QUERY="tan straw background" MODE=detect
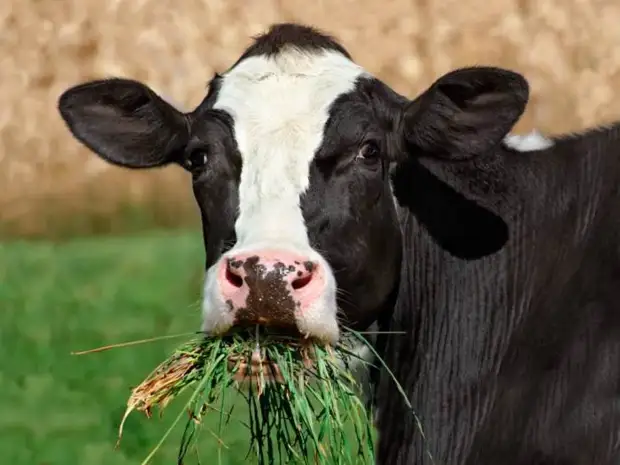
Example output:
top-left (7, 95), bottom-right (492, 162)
top-left (2, 0), bottom-right (620, 239)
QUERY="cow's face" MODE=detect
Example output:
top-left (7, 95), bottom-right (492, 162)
top-left (58, 24), bottom-right (528, 345)
top-left (189, 44), bottom-right (409, 345)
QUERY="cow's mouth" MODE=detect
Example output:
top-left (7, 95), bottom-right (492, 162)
top-left (222, 324), bottom-right (316, 386)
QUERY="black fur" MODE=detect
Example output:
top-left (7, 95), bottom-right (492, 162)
top-left (233, 23), bottom-right (352, 65)
top-left (377, 125), bottom-right (620, 464)
top-left (391, 156), bottom-right (509, 260)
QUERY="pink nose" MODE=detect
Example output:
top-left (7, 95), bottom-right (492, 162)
top-left (217, 250), bottom-right (323, 329)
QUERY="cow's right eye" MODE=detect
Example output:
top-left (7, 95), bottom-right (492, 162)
top-left (185, 149), bottom-right (209, 171)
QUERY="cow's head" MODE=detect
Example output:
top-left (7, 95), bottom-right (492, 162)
top-left (58, 24), bottom-right (528, 346)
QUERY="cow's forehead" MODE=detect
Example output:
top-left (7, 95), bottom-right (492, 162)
top-left (213, 47), bottom-right (369, 155)
top-left (211, 48), bottom-right (370, 250)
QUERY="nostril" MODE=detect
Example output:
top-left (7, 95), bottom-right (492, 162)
top-left (225, 267), bottom-right (244, 288)
top-left (291, 273), bottom-right (313, 290)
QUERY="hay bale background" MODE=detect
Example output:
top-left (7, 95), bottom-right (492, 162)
top-left (3, 0), bottom-right (620, 239)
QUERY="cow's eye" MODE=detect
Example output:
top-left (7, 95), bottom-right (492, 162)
top-left (185, 149), bottom-right (209, 171)
top-left (356, 141), bottom-right (381, 165)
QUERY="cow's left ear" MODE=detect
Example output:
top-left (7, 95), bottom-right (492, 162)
top-left (402, 66), bottom-right (529, 160)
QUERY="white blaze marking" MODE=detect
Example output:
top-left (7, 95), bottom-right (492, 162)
top-left (503, 129), bottom-right (554, 152)
top-left (213, 48), bottom-right (368, 250)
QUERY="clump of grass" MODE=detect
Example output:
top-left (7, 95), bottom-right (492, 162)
top-left (117, 327), bottom-right (377, 465)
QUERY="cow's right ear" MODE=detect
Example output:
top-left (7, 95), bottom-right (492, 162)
top-left (58, 78), bottom-right (189, 169)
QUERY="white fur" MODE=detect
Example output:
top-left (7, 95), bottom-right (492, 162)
top-left (503, 129), bottom-right (554, 152)
top-left (201, 48), bottom-right (369, 343)
top-left (346, 338), bottom-right (377, 403)
top-left (324, 321), bottom-right (377, 403)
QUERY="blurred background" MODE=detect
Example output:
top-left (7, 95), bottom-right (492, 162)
top-left (3, 0), bottom-right (620, 240)
top-left (2, 1), bottom-right (620, 464)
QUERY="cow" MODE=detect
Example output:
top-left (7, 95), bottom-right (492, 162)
top-left (57, 22), bottom-right (619, 465)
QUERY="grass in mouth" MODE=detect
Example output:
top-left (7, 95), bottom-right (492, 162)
top-left (115, 327), bottom-right (379, 465)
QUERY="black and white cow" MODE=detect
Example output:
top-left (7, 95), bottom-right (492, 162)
top-left (58, 23), bottom-right (620, 465)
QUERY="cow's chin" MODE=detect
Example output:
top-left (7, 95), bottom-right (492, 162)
top-left (201, 303), bottom-right (342, 386)
top-left (200, 306), bottom-right (341, 344)
top-left (216, 324), bottom-right (323, 386)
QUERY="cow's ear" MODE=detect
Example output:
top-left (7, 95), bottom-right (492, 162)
top-left (391, 158), bottom-right (509, 260)
top-left (402, 66), bottom-right (529, 160)
top-left (58, 78), bottom-right (189, 169)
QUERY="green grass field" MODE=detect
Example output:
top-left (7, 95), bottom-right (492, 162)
top-left (1, 230), bottom-right (373, 465)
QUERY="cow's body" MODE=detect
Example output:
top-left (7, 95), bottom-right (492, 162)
top-left (57, 22), bottom-right (620, 465)
top-left (377, 127), bottom-right (620, 465)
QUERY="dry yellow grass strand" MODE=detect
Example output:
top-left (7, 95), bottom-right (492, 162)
top-left (117, 348), bottom-right (198, 447)
top-left (3, 0), bottom-right (620, 238)
top-left (128, 354), bottom-right (196, 417)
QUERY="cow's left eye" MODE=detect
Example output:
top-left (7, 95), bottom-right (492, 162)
top-left (185, 149), bottom-right (209, 171)
top-left (356, 142), bottom-right (381, 165)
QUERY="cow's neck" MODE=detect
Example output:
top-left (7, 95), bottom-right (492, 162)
top-left (375, 121), bottom-right (620, 464)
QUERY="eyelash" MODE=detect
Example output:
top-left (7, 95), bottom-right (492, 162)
top-left (355, 141), bottom-right (381, 165)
